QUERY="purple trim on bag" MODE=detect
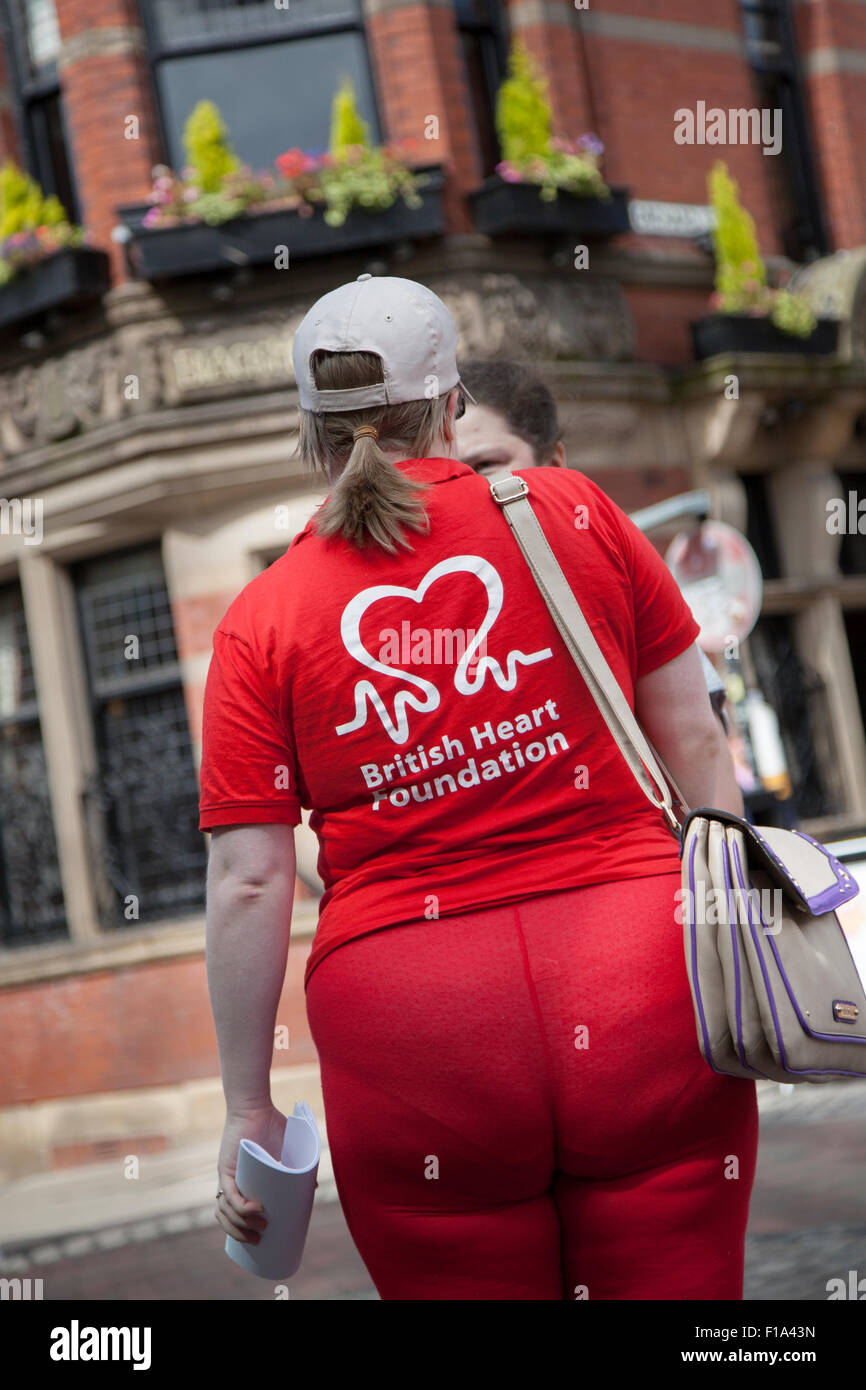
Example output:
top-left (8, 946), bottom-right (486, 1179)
top-left (746, 825), bottom-right (859, 914)
top-left (722, 840), bottom-right (749, 1069)
top-left (791, 829), bottom-right (860, 914)
top-left (732, 842), bottom-right (866, 1077)
top-left (686, 833), bottom-right (755, 1080)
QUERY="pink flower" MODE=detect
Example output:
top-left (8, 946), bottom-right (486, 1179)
top-left (182, 187), bottom-right (200, 202)
top-left (142, 207), bottom-right (161, 228)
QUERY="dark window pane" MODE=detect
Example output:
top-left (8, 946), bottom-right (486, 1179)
top-left (27, 90), bottom-right (78, 220)
top-left (740, 472), bottom-right (782, 581)
top-left (0, 583), bottom-right (67, 948)
top-left (156, 32), bottom-right (379, 171)
top-left (75, 547), bottom-right (181, 693)
top-left (0, 585), bottom-right (37, 716)
top-left (92, 687), bottom-right (207, 923)
top-left (460, 30), bottom-right (499, 177)
top-left (844, 611), bottom-right (866, 752)
top-left (150, 0), bottom-right (360, 50)
top-left (74, 547), bottom-right (207, 929)
top-left (837, 472), bottom-right (866, 576)
top-left (455, 0), bottom-right (497, 21)
top-left (0, 721), bottom-right (67, 946)
top-left (747, 613), bottom-right (835, 819)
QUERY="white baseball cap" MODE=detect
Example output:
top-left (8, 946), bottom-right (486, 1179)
top-left (292, 273), bottom-right (477, 412)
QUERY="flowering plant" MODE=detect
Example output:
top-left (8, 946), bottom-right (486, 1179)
top-left (0, 160), bottom-right (88, 286)
top-left (708, 161), bottom-right (816, 337)
top-left (494, 41), bottom-right (611, 201)
top-left (139, 87), bottom-right (429, 232)
top-left (314, 139), bottom-right (427, 227)
top-left (0, 222), bottom-right (87, 286)
top-left (142, 163), bottom-right (285, 228)
top-left (496, 133), bottom-right (609, 202)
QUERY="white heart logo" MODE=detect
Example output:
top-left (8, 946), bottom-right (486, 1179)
top-left (336, 554), bottom-right (553, 744)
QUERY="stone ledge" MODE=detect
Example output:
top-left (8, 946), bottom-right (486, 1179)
top-left (0, 898), bottom-right (318, 989)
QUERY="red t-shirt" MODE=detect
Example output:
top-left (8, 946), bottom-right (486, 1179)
top-left (198, 458), bottom-right (700, 989)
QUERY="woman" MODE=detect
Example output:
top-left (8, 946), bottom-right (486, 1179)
top-left (201, 274), bottom-right (757, 1301)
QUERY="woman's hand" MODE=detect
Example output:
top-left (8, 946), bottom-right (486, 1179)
top-left (215, 1101), bottom-right (288, 1244)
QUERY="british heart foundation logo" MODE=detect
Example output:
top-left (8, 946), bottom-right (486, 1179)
top-left (335, 554), bottom-right (554, 745)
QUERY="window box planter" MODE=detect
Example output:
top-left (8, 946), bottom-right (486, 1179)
top-left (468, 176), bottom-right (630, 240)
top-left (690, 314), bottom-right (839, 359)
top-left (118, 166), bottom-right (446, 281)
top-left (0, 247), bottom-right (111, 328)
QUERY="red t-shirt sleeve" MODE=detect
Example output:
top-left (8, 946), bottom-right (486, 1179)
top-left (580, 474), bottom-right (701, 678)
top-left (198, 626), bottom-right (302, 831)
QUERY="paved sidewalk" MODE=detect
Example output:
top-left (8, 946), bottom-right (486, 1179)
top-left (2, 1081), bottom-right (864, 1300)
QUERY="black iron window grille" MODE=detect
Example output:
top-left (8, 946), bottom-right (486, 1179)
top-left (139, 0), bottom-right (379, 176)
top-left (737, 0), bottom-right (829, 260)
top-left (0, 582), bottom-right (67, 949)
top-left (73, 545), bottom-right (207, 930)
top-left (0, 0), bottom-right (79, 220)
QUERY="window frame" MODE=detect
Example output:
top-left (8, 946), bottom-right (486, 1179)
top-left (138, 0), bottom-right (382, 173)
top-left (737, 0), bottom-right (829, 260)
top-left (0, 0), bottom-right (79, 220)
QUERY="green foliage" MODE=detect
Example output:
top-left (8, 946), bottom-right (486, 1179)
top-left (0, 160), bottom-right (68, 239)
top-left (183, 100), bottom-right (240, 194)
top-left (492, 40), bottom-right (609, 201)
top-left (708, 161), bottom-right (767, 304)
top-left (0, 159), bottom-right (81, 285)
top-left (329, 78), bottom-right (370, 160)
top-left (317, 146), bottom-right (426, 227)
top-left (707, 160), bottom-right (817, 337)
top-left (770, 289), bottom-right (817, 337)
top-left (495, 41), bottom-right (551, 165)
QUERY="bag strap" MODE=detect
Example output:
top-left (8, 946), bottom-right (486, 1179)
top-left (488, 470), bottom-right (690, 837)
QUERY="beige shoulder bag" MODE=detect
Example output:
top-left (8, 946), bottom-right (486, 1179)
top-left (489, 470), bottom-right (865, 1084)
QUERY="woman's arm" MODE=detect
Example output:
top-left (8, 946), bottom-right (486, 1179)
top-left (206, 822), bottom-right (297, 1245)
top-left (634, 642), bottom-right (744, 818)
top-left (206, 822), bottom-right (297, 1111)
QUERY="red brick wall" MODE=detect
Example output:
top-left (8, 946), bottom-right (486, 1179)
top-left (365, 2), bottom-right (481, 231)
top-left (794, 0), bottom-right (866, 250)
top-left (624, 282), bottom-right (716, 365)
top-left (1, 940), bottom-right (315, 1112)
top-left (54, 0), bottom-right (162, 280)
top-left (505, 0), bottom-right (595, 138)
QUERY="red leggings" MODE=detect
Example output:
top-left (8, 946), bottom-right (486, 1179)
top-left (305, 871), bottom-right (759, 1300)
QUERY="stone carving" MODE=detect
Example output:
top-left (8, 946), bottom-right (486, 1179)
top-left (0, 337), bottom-right (164, 457)
top-left (433, 272), bottom-right (634, 361)
top-left (0, 274), bottom-right (634, 462)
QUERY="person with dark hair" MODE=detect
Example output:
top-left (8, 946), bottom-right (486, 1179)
top-left (201, 275), bottom-right (756, 1302)
top-left (455, 359), bottom-right (566, 473)
top-left (456, 358), bottom-right (731, 732)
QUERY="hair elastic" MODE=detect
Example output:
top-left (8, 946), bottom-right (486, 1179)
top-left (352, 425), bottom-right (379, 441)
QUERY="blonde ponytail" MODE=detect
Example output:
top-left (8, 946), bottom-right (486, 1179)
top-left (296, 349), bottom-right (453, 554)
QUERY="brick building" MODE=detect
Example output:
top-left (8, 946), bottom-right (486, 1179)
top-left (1, 0), bottom-right (866, 1180)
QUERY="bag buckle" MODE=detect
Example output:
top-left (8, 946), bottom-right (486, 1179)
top-left (489, 475), bottom-right (529, 506)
